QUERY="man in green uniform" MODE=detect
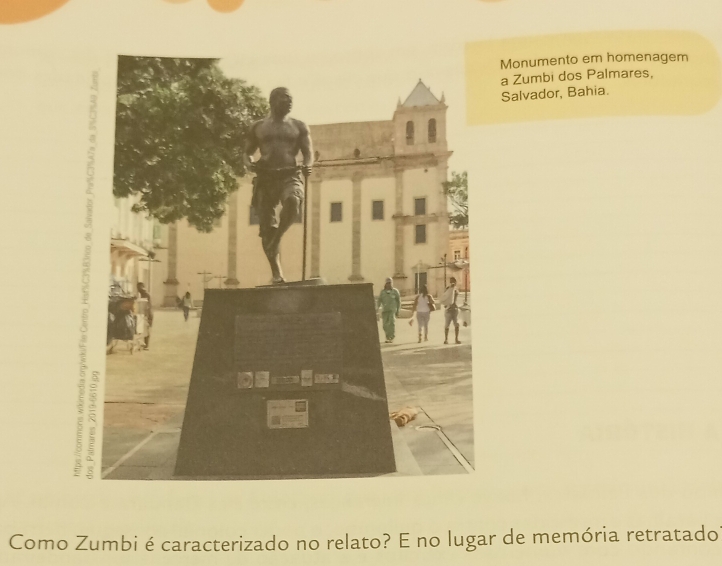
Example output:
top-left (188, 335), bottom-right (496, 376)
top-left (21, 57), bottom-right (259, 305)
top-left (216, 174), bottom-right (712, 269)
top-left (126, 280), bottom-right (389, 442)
top-left (377, 277), bottom-right (401, 343)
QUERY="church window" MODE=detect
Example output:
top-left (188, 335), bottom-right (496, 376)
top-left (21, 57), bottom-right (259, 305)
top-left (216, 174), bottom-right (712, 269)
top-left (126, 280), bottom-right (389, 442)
top-left (330, 202), bottom-right (343, 222)
top-left (414, 197), bottom-right (426, 216)
top-left (428, 118), bottom-right (437, 143)
top-left (406, 121), bottom-right (414, 145)
top-left (354, 148), bottom-right (361, 158)
top-left (372, 200), bottom-right (384, 220)
top-left (415, 224), bottom-right (427, 244)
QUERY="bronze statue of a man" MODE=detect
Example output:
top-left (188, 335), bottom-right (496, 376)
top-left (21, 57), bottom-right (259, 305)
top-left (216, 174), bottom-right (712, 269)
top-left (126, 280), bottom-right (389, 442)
top-left (244, 87), bottom-right (313, 284)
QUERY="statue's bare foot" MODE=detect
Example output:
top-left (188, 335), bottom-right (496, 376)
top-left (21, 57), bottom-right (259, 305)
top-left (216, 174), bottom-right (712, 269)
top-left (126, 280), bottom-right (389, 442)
top-left (269, 253), bottom-right (285, 284)
top-left (272, 263), bottom-right (285, 283)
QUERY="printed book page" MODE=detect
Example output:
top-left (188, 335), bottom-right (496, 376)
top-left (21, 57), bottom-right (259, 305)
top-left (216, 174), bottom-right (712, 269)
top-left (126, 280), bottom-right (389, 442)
top-left (0, 1), bottom-right (721, 564)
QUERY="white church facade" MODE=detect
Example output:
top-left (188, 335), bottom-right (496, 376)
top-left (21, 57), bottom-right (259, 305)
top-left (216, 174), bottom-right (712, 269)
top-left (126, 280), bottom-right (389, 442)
top-left (151, 80), bottom-right (453, 306)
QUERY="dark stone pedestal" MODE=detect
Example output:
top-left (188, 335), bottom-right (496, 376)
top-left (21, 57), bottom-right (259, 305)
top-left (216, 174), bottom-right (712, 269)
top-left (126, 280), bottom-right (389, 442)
top-left (173, 283), bottom-right (396, 479)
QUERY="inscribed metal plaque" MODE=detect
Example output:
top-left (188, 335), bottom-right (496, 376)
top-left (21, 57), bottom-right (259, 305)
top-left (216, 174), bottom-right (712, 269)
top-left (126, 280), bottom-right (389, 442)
top-left (267, 399), bottom-right (309, 429)
top-left (235, 313), bottom-right (343, 377)
top-left (254, 371), bottom-right (270, 388)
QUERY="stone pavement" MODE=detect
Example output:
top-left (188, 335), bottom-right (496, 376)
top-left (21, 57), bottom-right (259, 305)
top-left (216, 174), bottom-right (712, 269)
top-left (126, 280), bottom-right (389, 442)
top-left (379, 309), bottom-right (474, 474)
top-left (101, 306), bottom-right (473, 480)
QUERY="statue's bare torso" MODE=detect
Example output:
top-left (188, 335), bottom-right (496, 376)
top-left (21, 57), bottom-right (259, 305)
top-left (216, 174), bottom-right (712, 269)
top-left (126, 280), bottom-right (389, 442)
top-left (251, 117), bottom-right (309, 170)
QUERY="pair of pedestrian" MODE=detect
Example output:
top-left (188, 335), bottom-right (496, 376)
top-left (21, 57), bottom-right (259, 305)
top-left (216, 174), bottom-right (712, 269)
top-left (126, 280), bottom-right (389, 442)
top-left (409, 277), bottom-right (460, 344)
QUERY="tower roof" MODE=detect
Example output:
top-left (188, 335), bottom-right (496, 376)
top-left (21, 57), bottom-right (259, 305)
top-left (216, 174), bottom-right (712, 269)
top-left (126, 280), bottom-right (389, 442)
top-left (402, 79), bottom-right (441, 107)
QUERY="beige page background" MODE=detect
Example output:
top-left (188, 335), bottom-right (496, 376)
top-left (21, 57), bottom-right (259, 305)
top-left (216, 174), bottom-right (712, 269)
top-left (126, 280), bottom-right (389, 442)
top-left (1, 0), bottom-right (722, 564)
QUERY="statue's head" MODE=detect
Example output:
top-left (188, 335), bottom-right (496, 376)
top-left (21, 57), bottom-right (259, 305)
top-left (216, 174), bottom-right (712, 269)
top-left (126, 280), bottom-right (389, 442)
top-left (269, 87), bottom-right (292, 117)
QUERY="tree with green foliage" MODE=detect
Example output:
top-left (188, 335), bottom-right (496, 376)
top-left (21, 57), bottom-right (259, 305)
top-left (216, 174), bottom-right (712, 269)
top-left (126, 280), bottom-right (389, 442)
top-left (443, 171), bottom-right (469, 229)
top-left (113, 57), bottom-right (268, 232)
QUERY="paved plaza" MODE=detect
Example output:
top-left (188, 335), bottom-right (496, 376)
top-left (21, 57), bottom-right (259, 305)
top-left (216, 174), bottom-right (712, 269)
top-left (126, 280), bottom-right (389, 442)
top-left (101, 305), bottom-right (473, 480)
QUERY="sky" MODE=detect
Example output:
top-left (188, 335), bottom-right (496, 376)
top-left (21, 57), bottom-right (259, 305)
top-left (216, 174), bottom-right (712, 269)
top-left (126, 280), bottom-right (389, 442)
top-left (218, 21), bottom-right (470, 174)
top-left (5, 0), bottom-right (720, 181)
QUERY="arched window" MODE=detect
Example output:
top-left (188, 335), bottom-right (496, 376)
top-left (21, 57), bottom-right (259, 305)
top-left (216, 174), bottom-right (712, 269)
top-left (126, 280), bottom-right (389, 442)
top-left (428, 118), bottom-right (437, 143)
top-left (406, 121), bottom-right (414, 145)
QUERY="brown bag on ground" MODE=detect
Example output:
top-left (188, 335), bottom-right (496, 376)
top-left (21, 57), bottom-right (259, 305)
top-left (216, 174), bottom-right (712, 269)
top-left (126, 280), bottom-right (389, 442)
top-left (389, 407), bottom-right (419, 427)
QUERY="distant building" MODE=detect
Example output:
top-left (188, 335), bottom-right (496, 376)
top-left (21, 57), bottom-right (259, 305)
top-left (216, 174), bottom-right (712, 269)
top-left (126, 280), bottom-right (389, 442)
top-left (448, 228), bottom-right (470, 292)
top-left (109, 195), bottom-right (158, 295)
top-left (154, 80), bottom-right (454, 306)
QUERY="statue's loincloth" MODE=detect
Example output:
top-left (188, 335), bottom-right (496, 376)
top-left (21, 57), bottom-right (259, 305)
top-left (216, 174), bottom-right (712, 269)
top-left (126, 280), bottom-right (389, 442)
top-left (252, 168), bottom-right (304, 237)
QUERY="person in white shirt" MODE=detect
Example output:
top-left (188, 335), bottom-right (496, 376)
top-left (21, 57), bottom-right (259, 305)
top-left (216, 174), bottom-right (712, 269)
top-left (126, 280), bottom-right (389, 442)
top-left (182, 291), bottom-right (193, 322)
top-left (409, 284), bottom-right (435, 343)
top-left (440, 277), bottom-right (461, 345)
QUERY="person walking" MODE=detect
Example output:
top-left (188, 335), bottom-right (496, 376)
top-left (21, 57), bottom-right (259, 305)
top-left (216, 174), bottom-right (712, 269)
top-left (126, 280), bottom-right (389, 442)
top-left (441, 276), bottom-right (461, 344)
top-left (409, 284), bottom-right (435, 343)
top-left (136, 282), bottom-right (153, 350)
top-left (182, 291), bottom-right (193, 322)
top-left (377, 277), bottom-right (401, 343)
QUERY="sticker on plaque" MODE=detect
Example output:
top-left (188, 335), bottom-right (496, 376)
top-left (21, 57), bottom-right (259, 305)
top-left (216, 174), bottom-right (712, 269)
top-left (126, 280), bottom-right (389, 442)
top-left (255, 371), bottom-right (270, 388)
top-left (301, 370), bottom-right (313, 387)
top-left (237, 372), bottom-right (253, 389)
top-left (271, 375), bottom-right (300, 386)
top-left (267, 399), bottom-right (309, 429)
top-left (314, 373), bottom-right (339, 384)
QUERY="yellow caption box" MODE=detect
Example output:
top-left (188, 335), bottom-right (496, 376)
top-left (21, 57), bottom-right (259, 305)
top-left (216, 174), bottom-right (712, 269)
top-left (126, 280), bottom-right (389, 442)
top-left (466, 30), bottom-right (722, 125)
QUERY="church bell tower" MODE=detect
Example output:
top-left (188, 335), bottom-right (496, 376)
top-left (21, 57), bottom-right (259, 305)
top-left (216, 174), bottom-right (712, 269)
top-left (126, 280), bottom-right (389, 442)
top-left (393, 79), bottom-right (448, 157)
